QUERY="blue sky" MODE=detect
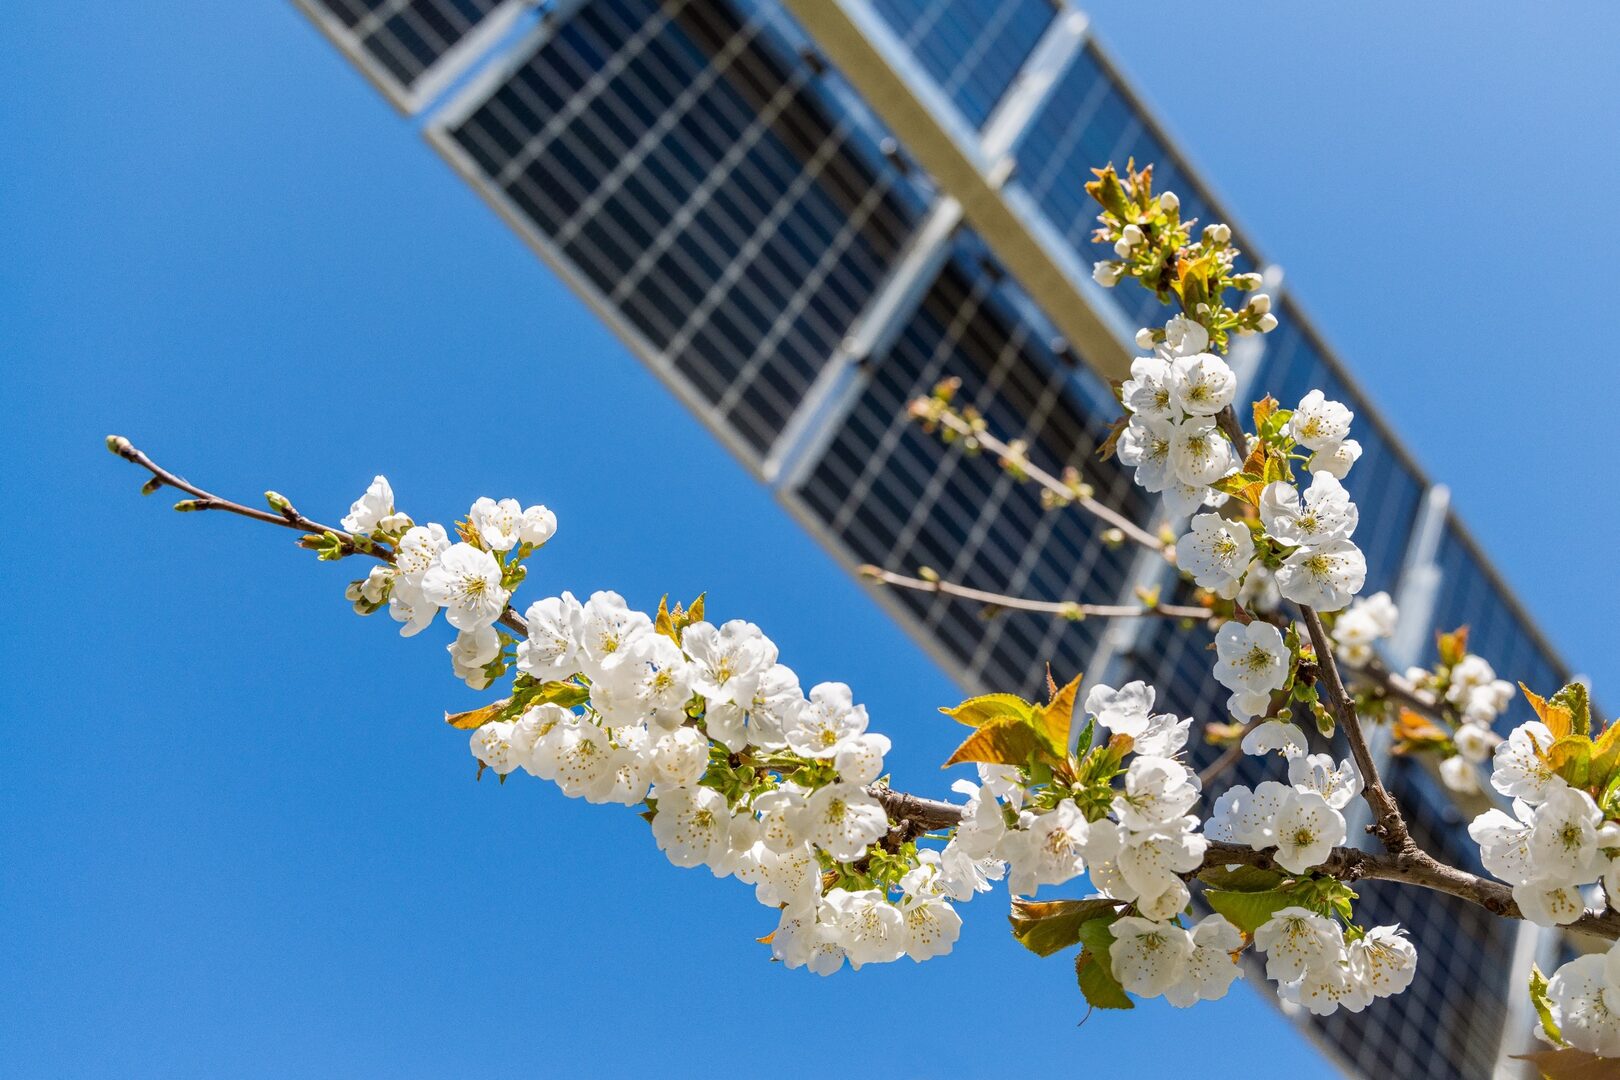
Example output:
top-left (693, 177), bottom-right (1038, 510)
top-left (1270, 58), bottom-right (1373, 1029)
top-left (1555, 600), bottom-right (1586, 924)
top-left (3, 3), bottom-right (1616, 1078)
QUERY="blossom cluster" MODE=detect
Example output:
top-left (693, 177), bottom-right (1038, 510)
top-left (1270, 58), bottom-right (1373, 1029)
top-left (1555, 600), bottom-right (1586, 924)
top-left (1469, 710), bottom-right (1620, 927)
top-left (1252, 909), bottom-right (1416, 1016)
top-left (1541, 936), bottom-right (1620, 1056)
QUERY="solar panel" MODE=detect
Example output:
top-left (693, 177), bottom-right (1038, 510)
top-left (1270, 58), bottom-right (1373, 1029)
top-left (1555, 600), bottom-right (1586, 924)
top-left (295, 0), bottom-right (526, 111)
top-left (429, 0), bottom-right (926, 466)
top-left (788, 236), bottom-right (1149, 700)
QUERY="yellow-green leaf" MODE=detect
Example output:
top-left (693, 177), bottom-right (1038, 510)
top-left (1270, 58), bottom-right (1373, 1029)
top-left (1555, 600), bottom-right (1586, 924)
top-left (1204, 888), bottom-right (1297, 934)
top-left (1009, 898), bottom-right (1121, 957)
top-left (1547, 735), bottom-right (1593, 789)
top-left (686, 593), bottom-right (705, 626)
top-left (1529, 964), bottom-right (1565, 1049)
top-left (1590, 722), bottom-right (1620, 790)
top-left (943, 714), bottom-right (1042, 768)
top-left (1252, 395), bottom-right (1278, 437)
top-left (1437, 626), bottom-right (1469, 667)
top-left (1552, 681), bottom-right (1593, 740)
top-left (1197, 865), bottom-right (1287, 892)
top-left (655, 594), bottom-right (679, 642)
top-left (1523, 683), bottom-right (1576, 741)
top-left (1038, 673), bottom-right (1083, 753)
top-left (445, 699), bottom-right (508, 730)
top-left (1511, 1048), bottom-right (1614, 1079)
top-left (1074, 917), bottom-right (1132, 1010)
top-left (939, 693), bottom-right (1035, 728)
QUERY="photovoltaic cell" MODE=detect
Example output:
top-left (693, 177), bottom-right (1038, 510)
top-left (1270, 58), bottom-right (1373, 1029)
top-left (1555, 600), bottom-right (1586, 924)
top-left (1429, 520), bottom-right (1568, 733)
top-left (301, 0), bottom-right (513, 100)
top-left (867, 0), bottom-right (1057, 129)
top-left (436, 0), bottom-right (925, 461)
top-left (791, 239), bottom-right (1148, 700)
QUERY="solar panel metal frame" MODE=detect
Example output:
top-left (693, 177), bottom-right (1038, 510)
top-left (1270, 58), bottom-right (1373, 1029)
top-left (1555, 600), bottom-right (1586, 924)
top-left (293, 0), bottom-right (533, 114)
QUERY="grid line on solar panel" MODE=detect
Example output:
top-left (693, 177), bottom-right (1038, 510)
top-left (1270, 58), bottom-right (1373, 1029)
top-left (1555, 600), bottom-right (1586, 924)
top-left (308, 0), bottom-right (506, 91)
top-left (868, 0), bottom-right (1056, 129)
top-left (440, 0), bottom-right (921, 458)
top-left (793, 248), bottom-right (1146, 700)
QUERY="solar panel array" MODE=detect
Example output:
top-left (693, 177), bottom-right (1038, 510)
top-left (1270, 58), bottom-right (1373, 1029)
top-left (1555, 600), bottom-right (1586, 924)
top-left (298, 0), bottom-right (519, 106)
top-left (294, 1), bottom-right (1585, 1075)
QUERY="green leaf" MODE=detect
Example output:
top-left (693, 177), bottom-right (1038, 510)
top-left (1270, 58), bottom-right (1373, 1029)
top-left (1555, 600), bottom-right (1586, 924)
top-left (1203, 888), bottom-right (1298, 934)
top-left (943, 714), bottom-right (1043, 768)
top-left (1551, 681), bottom-right (1593, 740)
top-left (1074, 917), bottom-right (1132, 1010)
top-left (1037, 674), bottom-right (1083, 754)
top-left (444, 699), bottom-right (507, 730)
top-left (1529, 963), bottom-right (1566, 1049)
top-left (1197, 865), bottom-right (1287, 892)
top-left (939, 693), bottom-right (1034, 728)
top-left (1009, 898), bottom-right (1121, 957)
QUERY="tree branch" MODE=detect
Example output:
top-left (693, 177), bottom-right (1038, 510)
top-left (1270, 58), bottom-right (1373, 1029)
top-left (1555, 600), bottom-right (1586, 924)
top-left (868, 786), bottom-right (1620, 941)
top-left (860, 566), bottom-right (1211, 621)
top-left (928, 412), bottom-right (1169, 554)
top-left (1299, 604), bottom-right (1415, 855)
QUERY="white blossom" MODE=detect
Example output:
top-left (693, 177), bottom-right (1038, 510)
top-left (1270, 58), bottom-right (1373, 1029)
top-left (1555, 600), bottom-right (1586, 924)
top-left (1526, 784), bottom-right (1604, 883)
top-left (1513, 881), bottom-right (1586, 927)
top-left (576, 591), bottom-right (652, 681)
top-left (1491, 721), bottom-right (1560, 804)
top-left (1163, 315), bottom-right (1209, 356)
top-left (1212, 621), bottom-right (1289, 719)
top-left (470, 719), bottom-right (520, 775)
top-left (1121, 355), bottom-right (1177, 421)
top-left (1206, 780), bottom-right (1293, 846)
top-left (448, 625), bottom-right (501, 689)
top-left (1113, 757), bottom-right (1200, 830)
top-left (1467, 800), bottom-right (1537, 886)
top-left (1109, 917), bottom-right (1194, 998)
top-left (1133, 712), bottom-right (1193, 758)
top-left (1116, 415), bottom-right (1177, 492)
top-left (1307, 438), bottom-right (1362, 479)
top-left (1172, 353), bottom-right (1237, 416)
top-left (682, 620), bottom-right (774, 709)
top-left (784, 682), bottom-right (869, 759)
top-left (1084, 681), bottom-right (1156, 738)
top-left (1332, 591), bottom-right (1396, 667)
top-left (651, 784), bottom-right (735, 872)
top-left (421, 543), bottom-right (510, 631)
top-left (1255, 907), bottom-right (1342, 982)
top-left (1289, 390), bottom-right (1353, 451)
top-left (1164, 914), bottom-right (1244, 1007)
top-left (1439, 754), bottom-right (1481, 795)
top-left (1169, 419), bottom-right (1237, 487)
top-left (519, 505), bottom-right (557, 547)
top-left (468, 497), bottom-right (524, 552)
top-left (769, 910), bottom-right (845, 976)
top-left (341, 475), bottom-right (394, 535)
top-left (753, 787), bottom-right (807, 854)
top-left (517, 592), bottom-right (584, 682)
top-left (1117, 818), bottom-right (1206, 898)
top-left (1001, 801), bottom-right (1091, 897)
top-left (1287, 753), bottom-right (1362, 810)
top-left (1241, 719), bottom-right (1307, 759)
top-left (1179, 514), bottom-right (1255, 596)
top-left (1259, 473), bottom-right (1358, 548)
top-left (791, 782), bottom-right (888, 862)
top-left (897, 892), bottom-right (962, 962)
top-left (833, 732), bottom-right (891, 785)
top-left (823, 888), bottom-right (906, 969)
top-left (1276, 537), bottom-right (1367, 612)
top-left (1349, 925), bottom-right (1417, 999)
top-left (649, 726), bottom-right (709, 789)
top-left (1548, 953), bottom-right (1620, 1057)
top-left (1271, 790), bottom-right (1347, 874)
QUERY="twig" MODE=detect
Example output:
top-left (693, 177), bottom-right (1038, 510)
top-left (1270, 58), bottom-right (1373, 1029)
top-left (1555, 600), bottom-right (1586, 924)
top-left (861, 566), bottom-right (1211, 621)
top-left (931, 412), bottom-right (1168, 554)
top-left (1299, 605), bottom-right (1415, 855)
top-left (108, 436), bottom-right (529, 637)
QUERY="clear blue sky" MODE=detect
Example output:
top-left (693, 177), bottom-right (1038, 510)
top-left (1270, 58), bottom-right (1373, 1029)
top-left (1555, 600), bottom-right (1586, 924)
top-left (3, 3), bottom-right (1616, 1078)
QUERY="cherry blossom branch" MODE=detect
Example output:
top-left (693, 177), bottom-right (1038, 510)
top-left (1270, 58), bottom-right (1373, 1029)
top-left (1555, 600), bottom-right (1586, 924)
top-left (870, 787), bottom-right (1620, 940)
top-left (858, 565), bottom-right (1211, 621)
top-left (922, 410), bottom-right (1168, 554)
top-left (107, 436), bottom-right (531, 638)
top-left (1299, 605), bottom-right (1415, 856)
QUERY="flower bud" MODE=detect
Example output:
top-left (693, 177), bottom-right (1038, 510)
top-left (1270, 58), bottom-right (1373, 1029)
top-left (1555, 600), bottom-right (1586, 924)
top-left (1134, 327), bottom-right (1156, 349)
top-left (1159, 191), bottom-right (1179, 213)
top-left (1249, 292), bottom-right (1271, 315)
top-left (1258, 312), bottom-right (1278, 333)
top-left (106, 435), bottom-right (134, 457)
top-left (1091, 260), bottom-right (1123, 287)
top-left (1113, 224), bottom-right (1144, 257)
